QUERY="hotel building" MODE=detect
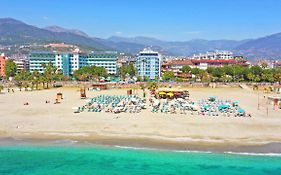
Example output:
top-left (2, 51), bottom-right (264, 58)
top-left (0, 54), bottom-right (7, 76)
top-left (13, 58), bottom-right (30, 71)
top-left (136, 48), bottom-right (161, 80)
top-left (29, 51), bottom-right (117, 76)
top-left (193, 50), bottom-right (233, 60)
top-left (87, 51), bottom-right (118, 75)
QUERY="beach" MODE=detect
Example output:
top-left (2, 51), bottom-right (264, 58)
top-left (0, 86), bottom-right (281, 153)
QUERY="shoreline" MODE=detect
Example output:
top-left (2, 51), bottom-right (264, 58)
top-left (1, 132), bottom-right (281, 154)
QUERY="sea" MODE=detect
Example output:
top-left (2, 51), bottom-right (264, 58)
top-left (0, 143), bottom-right (281, 175)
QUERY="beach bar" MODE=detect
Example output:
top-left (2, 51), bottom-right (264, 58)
top-left (157, 88), bottom-right (189, 99)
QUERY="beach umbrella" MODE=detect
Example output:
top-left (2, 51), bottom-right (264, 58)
top-left (159, 91), bottom-right (166, 95)
top-left (203, 105), bottom-right (210, 110)
top-left (166, 92), bottom-right (174, 97)
top-left (232, 101), bottom-right (239, 106)
top-left (218, 104), bottom-right (229, 110)
top-left (237, 109), bottom-right (245, 113)
top-left (209, 96), bottom-right (216, 101)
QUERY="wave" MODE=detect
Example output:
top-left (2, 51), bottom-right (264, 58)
top-left (114, 145), bottom-right (160, 151)
top-left (224, 151), bottom-right (281, 157)
top-left (114, 145), bottom-right (281, 157)
top-left (114, 145), bottom-right (212, 154)
top-left (53, 139), bottom-right (79, 145)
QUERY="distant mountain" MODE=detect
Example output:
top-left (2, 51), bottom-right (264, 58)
top-left (108, 36), bottom-right (249, 56)
top-left (235, 33), bottom-right (281, 58)
top-left (1, 17), bottom-right (281, 60)
top-left (0, 18), bottom-right (109, 50)
top-left (44, 25), bottom-right (89, 38)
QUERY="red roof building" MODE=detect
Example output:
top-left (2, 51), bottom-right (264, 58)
top-left (0, 55), bottom-right (7, 77)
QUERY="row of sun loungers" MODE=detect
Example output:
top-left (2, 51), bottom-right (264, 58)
top-left (75, 95), bottom-right (146, 114)
top-left (74, 94), bottom-right (250, 117)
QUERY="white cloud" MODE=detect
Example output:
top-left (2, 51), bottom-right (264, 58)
top-left (42, 16), bottom-right (49, 20)
top-left (115, 31), bottom-right (123, 35)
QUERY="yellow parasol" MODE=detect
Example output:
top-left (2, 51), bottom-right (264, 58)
top-left (159, 91), bottom-right (166, 95)
top-left (166, 92), bottom-right (174, 97)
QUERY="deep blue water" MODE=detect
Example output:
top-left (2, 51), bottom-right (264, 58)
top-left (0, 145), bottom-right (281, 175)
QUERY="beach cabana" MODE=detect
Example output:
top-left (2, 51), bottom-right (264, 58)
top-left (57, 92), bottom-right (63, 100)
top-left (80, 88), bottom-right (86, 99)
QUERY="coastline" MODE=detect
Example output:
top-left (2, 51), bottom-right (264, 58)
top-left (1, 132), bottom-right (281, 154)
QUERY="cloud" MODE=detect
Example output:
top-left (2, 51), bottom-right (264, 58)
top-left (42, 16), bottom-right (49, 20)
top-left (115, 31), bottom-right (123, 35)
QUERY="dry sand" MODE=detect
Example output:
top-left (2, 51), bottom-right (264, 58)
top-left (0, 86), bottom-right (281, 152)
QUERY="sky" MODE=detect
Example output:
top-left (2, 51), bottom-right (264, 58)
top-left (1, 0), bottom-right (281, 41)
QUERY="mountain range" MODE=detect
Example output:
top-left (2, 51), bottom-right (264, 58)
top-left (0, 18), bottom-right (281, 60)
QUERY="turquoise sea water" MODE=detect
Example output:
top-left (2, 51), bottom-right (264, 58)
top-left (0, 145), bottom-right (281, 175)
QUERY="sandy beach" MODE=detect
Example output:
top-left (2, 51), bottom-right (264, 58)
top-left (0, 86), bottom-right (281, 152)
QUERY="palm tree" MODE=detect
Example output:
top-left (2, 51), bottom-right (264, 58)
top-left (14, 70), bottom-right (29, 91)
top-left (32, 71), bottom-right (41, 90)
top-left (0, 85), bottom-right (4, 94)
top-left (140, 84), bottom-right (146, 98)
top-left (42, 62), bottom-right (57, 89)
top-left (23, 81), bottom-right (29, 91)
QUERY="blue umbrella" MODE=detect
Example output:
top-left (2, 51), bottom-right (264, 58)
top-left (237, 109), bottom-right (245, 113)
top-left (218, 104), bottom-right (229, 110)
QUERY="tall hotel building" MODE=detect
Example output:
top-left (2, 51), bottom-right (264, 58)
top-left (29, 51), bottom-right (117, 76)
top-left (136, 48), bottom-right (161, 80)
top-left (88, 51), bottom-right (118, 75)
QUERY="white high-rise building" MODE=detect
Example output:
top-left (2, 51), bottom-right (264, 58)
top-left (136, 48), bottom-right (161, 80)
top-left (193, 50), bottom-right (233, 60)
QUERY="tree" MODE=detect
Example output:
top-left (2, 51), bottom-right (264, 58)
top-left (232, 65), bottom-right (245, 82)
top-left (191, 68), bottom-right (201, 75)
top-left (140, 84), bottom-right (146, 98)
top-left (261, 69), bottom-right (275, 82)
top-left (246, 72), bottom-right (255, 82)
top-left (74, 66), bottom-right (108, 81)
top-left (147, 82), bottom-right (158, 91)
top-left (14, 70), bottom-right (30, 91)
top-left (162, 71), bottom-right (175, 81)
top-left (53, 69), bottom-right (64, 81)
top-left (273, 68), bottom-right (281, 84)
top-left (191, 68), bottom-right (206, 81)
top-left (0, 85), bottom-right (3, 93)
top-left (42, 62), bottom-right (57, 88)
top-left (119, 63), bottom-right (136, 80)
top-left (4, 60), bottom-right (17, 77)
top-left (31, 71), bottom-right (41, 90)
top-left (181, 65), bottom-right (191, 73)
top-left (250, 65), bottom-right (263, 76)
